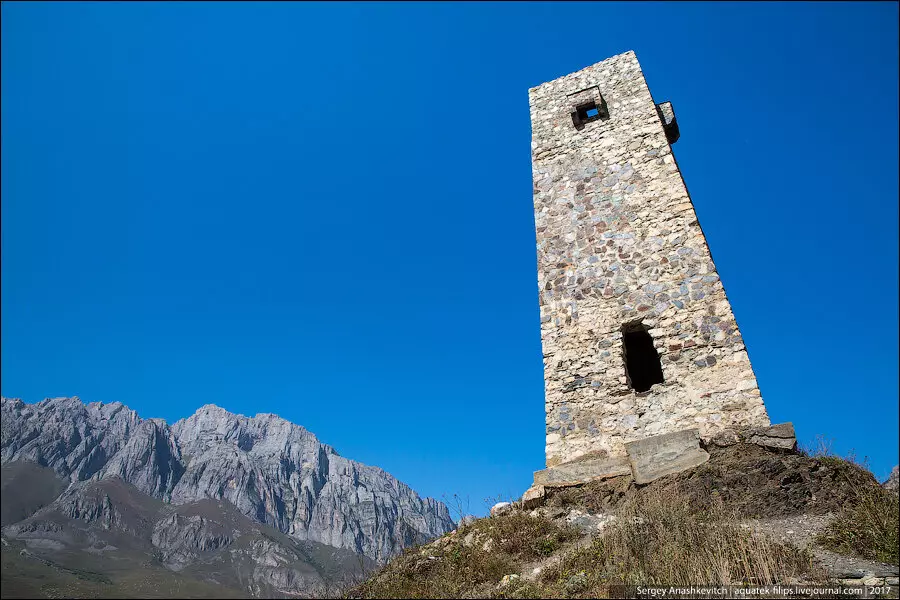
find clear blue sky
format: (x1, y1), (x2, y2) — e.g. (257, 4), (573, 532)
(2, 2), (898, 514)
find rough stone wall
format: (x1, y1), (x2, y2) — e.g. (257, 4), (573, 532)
(529, 51), (770, 467)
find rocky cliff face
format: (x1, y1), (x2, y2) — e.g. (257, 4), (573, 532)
(1, 397), (140, 482)
(1, 397), (453, 562)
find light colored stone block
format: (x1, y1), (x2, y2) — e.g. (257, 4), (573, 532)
(534, 456), (631, 488)
(490, 502), (512, 517)
(624, 429), (709, 484)
(748, 422), (797, 451)
(520, 484), (546, 509)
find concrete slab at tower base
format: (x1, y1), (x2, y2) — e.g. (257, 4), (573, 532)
(534, 456), (631, 488)
(625, 429), (710, 485)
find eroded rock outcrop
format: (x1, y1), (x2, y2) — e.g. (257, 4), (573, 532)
(884, 466), (899, 493)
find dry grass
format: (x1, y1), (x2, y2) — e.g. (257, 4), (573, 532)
(348, 486), (827, 599)
(535, 486), (826, 597)
(349, 441), (897, 599)
(816, 484), (899, 565)
(801, 436), (899, 565)
(345, 512), (579, 599)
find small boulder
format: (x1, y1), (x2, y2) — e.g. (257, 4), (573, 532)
(565, 509), (617, 534)
(499, 574), (520, 588)
(490, 502), (513, 517)
(520, 484), (545, 509)
(458, 515), (477, 528)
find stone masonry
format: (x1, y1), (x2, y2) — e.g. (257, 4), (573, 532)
(530, 51), (770, 468)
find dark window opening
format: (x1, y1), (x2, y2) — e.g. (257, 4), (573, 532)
(622, 322), (664, 393)
(571, 99), (609, 129)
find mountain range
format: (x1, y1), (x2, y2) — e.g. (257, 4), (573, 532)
(0, 396), (454, 598)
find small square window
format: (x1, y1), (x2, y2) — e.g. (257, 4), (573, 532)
(572, 100), (608, 129)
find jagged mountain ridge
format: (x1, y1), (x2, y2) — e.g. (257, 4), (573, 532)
(0, 396), (453, 562)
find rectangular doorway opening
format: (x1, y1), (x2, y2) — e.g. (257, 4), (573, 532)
(622, 322), (664, 392)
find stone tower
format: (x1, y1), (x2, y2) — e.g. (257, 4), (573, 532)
(530, 51), (770, 469)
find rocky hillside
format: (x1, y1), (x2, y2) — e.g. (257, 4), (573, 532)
(350, 443), (900, 599)
(0, 396), (454, 598)
(2, 463), (370, 598)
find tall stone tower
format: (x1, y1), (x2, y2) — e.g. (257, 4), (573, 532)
(530, 51), (770, 469)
